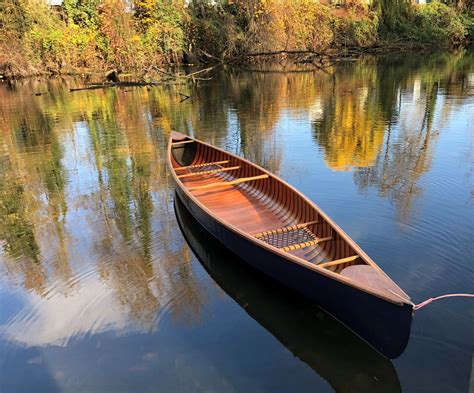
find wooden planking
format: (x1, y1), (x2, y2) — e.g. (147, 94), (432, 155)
(198, 188), (286, 233)
(184, 170), (287, 233)
(340, 265), (406, 298)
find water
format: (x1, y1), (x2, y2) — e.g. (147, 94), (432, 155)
(0, 51), (473, 393)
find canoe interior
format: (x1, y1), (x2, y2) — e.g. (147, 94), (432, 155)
(170, 135), (410, 303)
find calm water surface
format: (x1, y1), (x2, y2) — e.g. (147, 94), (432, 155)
(0, 51), (473, 393)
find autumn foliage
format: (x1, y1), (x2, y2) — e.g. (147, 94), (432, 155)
(0, 0), (472, 77)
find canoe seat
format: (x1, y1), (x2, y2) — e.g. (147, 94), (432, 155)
(257, 226), (316, 249)
(254, 222), (334, 252)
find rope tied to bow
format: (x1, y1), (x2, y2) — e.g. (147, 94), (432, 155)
(414, 293), (474, 311)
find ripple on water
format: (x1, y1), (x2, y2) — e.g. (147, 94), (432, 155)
(2, 266), (137, 348)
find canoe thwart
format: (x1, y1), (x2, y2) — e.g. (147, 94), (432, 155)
(253, 220), (320, 238)
(188, 174), (269, 191)
(319, 255), (360, 269)
(172, 140), (195, 147)
(177, 166), (241, 179)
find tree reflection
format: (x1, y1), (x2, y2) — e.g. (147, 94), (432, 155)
(0, 178), (40, 262)
(313, 61), (389, 170)
(0, 83), (207, 327)
(313, 52), (473, 220)
(0, 50), (472, 331)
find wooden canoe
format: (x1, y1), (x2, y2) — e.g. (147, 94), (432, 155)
(174, 196), (402, 390)
(168, 131), (414, 358)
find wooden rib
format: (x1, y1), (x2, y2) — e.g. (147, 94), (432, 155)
(175, 160), (229, 171)
(253, 220), (320, 238)
(280, 236), (333, 252)
(177, 166), (240, 179)
(318, 255), (360, 269)
(188, 174), (268, 191)
(315, 236), (333, 244)
(172, 140), (195, 147)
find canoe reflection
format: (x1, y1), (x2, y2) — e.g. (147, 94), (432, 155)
(174, 195), (401, 393)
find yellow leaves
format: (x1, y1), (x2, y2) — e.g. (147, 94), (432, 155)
(242, 0), (333, 53)
(318, 83), (386, 171)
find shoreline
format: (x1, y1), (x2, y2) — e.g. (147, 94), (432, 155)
(1, 43), (470, 82)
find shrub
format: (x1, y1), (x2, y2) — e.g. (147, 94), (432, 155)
(242, 0), (334, 53)
(63, 0), (100, 28)
(0, 0), (33, 75)
(98, 0), (142, 69)
(1, 0), (472, 77)
(335, 11), (379, 47)
(23, 1), (69, 71)
(0, 0), (31, 38)
(138, 1), (187, 64)
(460, 13), (474, 40)
(409, 2), (467, 45)
(188, 1), (244, 60)
(284, 0), (334, 52)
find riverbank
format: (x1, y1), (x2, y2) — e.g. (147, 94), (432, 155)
(1, 0), (473, 79)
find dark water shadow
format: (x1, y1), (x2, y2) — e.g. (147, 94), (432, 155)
(174, 195), (402, 393)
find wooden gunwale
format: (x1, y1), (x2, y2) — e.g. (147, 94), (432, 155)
(168, 135), (412, 306)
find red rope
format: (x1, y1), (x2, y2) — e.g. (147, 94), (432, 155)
(414, 293), (474, 311)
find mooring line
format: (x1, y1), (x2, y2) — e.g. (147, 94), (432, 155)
(414, 293), (474, 311)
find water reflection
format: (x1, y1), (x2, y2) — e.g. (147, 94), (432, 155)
(0, 82), (206, 340)
(175, 196), (401, 393)
(0, 50), (473, 392)
(312, 51), (474, 220)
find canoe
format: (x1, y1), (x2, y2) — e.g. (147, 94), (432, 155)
(168, 131), (414, 358)
(174, 196), (402, 392)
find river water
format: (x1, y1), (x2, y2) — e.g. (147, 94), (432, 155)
(0, 51), (473, 393)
